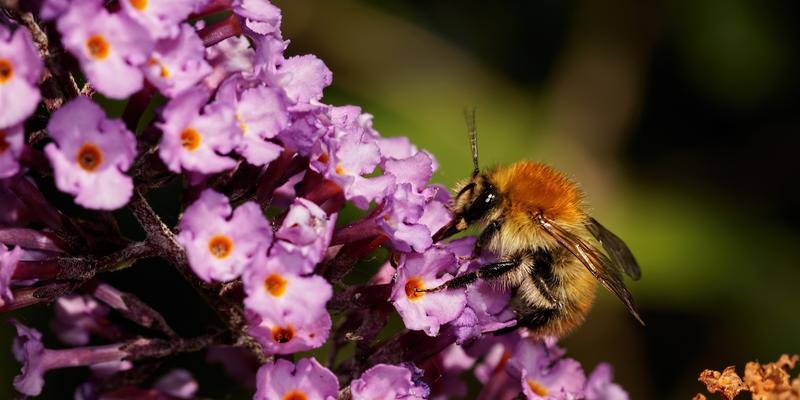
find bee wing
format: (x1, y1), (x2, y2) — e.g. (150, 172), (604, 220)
(534, 214), (645, 326)
(585, 217), (641, 280)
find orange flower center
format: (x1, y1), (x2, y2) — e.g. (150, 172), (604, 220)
(180, 128), (202, 151)
(317, 152), (329, 164)
(335, 163), (345, 175)
(208, 235), (233, 259)
(404, 276), (425, 301)
(76, 144), (103, 172)
(527, 379), (548, 397)
(272, 325), (294, 343)
(236, 113), (248, 135)
(0, 59), (13, 83)
(130, 0), (148, 10)
(264, 273), (287, 297)
(86, 35), (110, 60)
(0, 131), (9, 154)
(282, 390), (308, 400)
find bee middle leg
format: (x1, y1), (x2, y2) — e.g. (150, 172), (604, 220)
(418, 258), (519, 293)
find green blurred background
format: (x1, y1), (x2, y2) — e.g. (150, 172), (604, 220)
(3, 0), (799, 398)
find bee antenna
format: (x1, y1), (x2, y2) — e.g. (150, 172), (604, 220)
(464, 107), (479, 176)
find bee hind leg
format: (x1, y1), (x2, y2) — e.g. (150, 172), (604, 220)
(418, 259), (519, 293)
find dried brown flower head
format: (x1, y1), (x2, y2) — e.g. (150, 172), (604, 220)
(696, 354), (800, 400)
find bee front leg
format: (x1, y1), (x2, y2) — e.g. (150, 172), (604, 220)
(472, 219), (503, 258)
(417, 258), (519, 293)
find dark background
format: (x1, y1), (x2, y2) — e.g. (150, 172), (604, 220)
(2, 0), (799, 398)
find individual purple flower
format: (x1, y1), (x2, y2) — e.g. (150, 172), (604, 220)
(313, 131), (394, 209)
(255, 357), (338, 400)
(0, 25), (42, 129)
(11, 319), (131, 396)
(243, 247), (333, 321)
(377, 136), (419, 161)
(217, 78), (288, 165)
(270, 197), (336, 274)
(1, 244), (22, 307)
(233, 0), (283, 37)
(120, 0), (205, 40)
(50, 295), (112, 346)
(390, 248), (467, 336)
(248, 304), (331, 355)
(507, 339), (586, 400)
(37, 0), (70, 21)
(384, 151), (435, 192)
(0, 123), (24, 178)
(44, 97), (137, 210)
(143, 24), (212, 97)
(277, 110), (328, 156)
(205, 36), (255, 89)
(351, 363), (430, 400)
(377, 183), (431, 252)
(177, 189), (272, 282)
(57, 0), (155, 99)
(585, 363), (629, 400)
(157, 86), (239, 173)
(430, 344), (475, 399)
(154, 369), (199, 399)
(275, 54), (332, 107)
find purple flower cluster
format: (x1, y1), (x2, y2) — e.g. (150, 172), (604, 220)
(0, 0), (631, 398)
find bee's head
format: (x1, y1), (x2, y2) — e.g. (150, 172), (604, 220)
(433, 173), (500, 242)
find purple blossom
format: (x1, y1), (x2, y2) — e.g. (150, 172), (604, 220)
(0, 123), (24, 178)
(157, 86), (239, 173)
(254, 357), (338, 400)
(233, 0), (283, 37)
(384, 151), (435, 193)
(11, 319), (130, 396)
(50, 295), (112, 346)
(44, 97), (137, 210)
(143, 24), (212, 97)
(378, 183), (432, 252)
(247, 304), (332, 355)
(390, 248), (467, 336)
(217, 78), (288, 165)
(275, 55), (332, 107)
(242, 246), (333, 323)
(119, 0), (204, 40)
(177, 190), (272, 282)
(1, 244), (22, 307)
(205, 36), (255, 89)
(270, 197), (336, 274)
(37, 0), (70, 21)
(350, 363), (430, 400)
(0, 25), (42, 129)
(57, 0), (155, 98)
(154, 369), (199, 399)
(507, 339), (587, 400)
(585, 363), (629, 400)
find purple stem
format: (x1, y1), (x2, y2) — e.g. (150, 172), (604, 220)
(199, 14), (242, 47)
(87, 280), (177, 338)
(0, 228), (64, 252)
(331, 218), (383, 246)
(365, 325), (458, 368)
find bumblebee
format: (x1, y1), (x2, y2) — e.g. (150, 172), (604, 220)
(423, 111), (643, 337)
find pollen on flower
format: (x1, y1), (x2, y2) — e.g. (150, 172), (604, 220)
(527, 379), (549, 396)
(180, 128), (202, 151)
(404, 277), (425, 301)
(272, 325), (295, 343)
(335, 163), (345, 175)
(0, 130), (9, 153)
(130, 0), (148, 10)
(85, 34), (110, 60)
(208, 235), (234, 259)
(264, 273), (287, 297)
(236, 113), (248, 134)
(0, 59), (13, 83)
(282, 390), (308, 400)
(76, 144), (103, 172)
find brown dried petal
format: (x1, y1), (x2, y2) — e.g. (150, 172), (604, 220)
(699, 366), (746, 400)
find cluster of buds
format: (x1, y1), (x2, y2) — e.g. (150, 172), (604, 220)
(0, 0), (630, 398)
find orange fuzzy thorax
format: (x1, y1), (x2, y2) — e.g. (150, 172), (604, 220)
(490, 161), (585, 225)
